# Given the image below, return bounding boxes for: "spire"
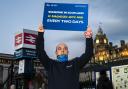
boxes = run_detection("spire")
[97,25,103,35]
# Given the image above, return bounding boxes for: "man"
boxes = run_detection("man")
[97,70,113,89]
[36,25,93,89]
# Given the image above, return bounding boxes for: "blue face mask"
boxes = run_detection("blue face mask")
[57,54,68,62]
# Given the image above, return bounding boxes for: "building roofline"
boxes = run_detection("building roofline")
[0,53,15,59]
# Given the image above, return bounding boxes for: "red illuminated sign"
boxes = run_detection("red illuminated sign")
[24,33,37,45]
[15,33,22,46]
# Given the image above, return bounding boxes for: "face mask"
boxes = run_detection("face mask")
[57,54,68,62]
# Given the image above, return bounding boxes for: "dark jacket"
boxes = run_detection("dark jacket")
[97,76,113,89]
[36,32,93,89]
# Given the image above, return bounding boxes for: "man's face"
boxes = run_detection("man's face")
[56,43,68,56]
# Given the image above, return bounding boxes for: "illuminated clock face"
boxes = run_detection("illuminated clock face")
[96,39,99,43]
[104,39,107,43]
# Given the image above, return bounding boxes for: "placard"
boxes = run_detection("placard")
[43,3,88,31]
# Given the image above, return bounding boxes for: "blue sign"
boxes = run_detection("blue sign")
[43,3,88,31]
[15,48,37,59]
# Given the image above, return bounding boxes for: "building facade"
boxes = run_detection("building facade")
[94,26,128,63]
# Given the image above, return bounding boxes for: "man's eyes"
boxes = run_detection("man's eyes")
[64,47,67,50]
[57,47,67,50]
[58,47,61,50]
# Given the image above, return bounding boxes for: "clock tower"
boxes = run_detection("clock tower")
[94,26,109,62]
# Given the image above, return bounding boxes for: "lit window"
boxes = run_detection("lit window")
[96,39,99,43]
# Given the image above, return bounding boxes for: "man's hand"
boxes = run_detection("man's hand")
[38,24,45,32]
[84,26,93,38]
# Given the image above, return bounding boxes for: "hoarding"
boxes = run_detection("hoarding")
[112,65,128,89]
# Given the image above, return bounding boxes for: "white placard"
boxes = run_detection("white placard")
[18,60,25,74]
